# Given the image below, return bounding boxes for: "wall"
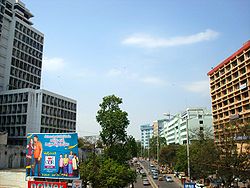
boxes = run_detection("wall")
[0,145,26,169]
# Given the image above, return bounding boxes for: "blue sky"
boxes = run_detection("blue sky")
[24,0,250,139]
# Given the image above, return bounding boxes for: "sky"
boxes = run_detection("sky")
[23,0,250,140]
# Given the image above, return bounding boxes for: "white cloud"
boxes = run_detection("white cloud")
[141,76,166,86]
[183,80,210,95]
[43,57,65,72]
[122,29,219,48]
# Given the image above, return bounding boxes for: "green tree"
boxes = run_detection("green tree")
[159,144,179,167]
[174,145,187,173]
[190,139,219,179]
[124,135,138,159]
[96,95,129,162]
[215,120,250,187]
[99,158,137,188]
[149,136,166,159]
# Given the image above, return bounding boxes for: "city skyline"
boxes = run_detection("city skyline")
[24,0,250,139]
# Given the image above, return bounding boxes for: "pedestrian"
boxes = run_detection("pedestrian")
[26,138,33,176]
[68,151,74,176]
[32,135,42,176]
[63,154,69,176]
[57,154,64,175]
[72,153,79,176]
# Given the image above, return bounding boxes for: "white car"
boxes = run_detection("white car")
[165,176,173,182]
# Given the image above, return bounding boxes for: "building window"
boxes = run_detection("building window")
[199,120,203,124]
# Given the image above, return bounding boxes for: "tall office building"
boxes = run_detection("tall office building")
[162,108,213,145]
[140,124,153,148]
[0,0,43,91]
[208,41,250,146]
[0,88,77,145]
[153,119,167,137]
[0,0,77,145]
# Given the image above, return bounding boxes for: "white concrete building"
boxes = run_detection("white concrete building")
[0,0,77,146]
[0,88,77,145]
[162,108,213,145]
[0,0,44,91]
[140,124,153,148]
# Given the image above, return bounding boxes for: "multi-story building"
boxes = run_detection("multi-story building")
[0,88,77,145]
[140,124,153,148]
[0,0,43,91]
[162,108,213,145]
[153,119,167,137]
[0,0,77,146]
[208,41,250,145]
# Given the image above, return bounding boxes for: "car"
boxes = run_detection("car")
[165,176,174,182]
[150,164,154,167]
[142,178,150,186]
[153,174,158,179]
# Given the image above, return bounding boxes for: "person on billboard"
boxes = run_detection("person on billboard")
[26,138,34,176]
[63,153,69,176]
[32,135,43,176]
[57,154,64,175]
[72,153,79,176]
[68,151,74,176]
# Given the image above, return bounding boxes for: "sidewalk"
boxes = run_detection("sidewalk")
[0,168,27,188]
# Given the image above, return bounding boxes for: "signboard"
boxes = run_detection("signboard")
[28,181,67,188]
[26,133,80,179]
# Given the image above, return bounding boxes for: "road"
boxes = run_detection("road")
[140,160,182,188]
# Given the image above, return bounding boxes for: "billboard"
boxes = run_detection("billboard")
[26,133,79,179]
[28,181,67,188]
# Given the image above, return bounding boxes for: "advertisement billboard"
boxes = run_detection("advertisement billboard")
[26,133,79,179]
[28,181,67,188]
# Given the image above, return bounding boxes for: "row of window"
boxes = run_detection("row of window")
[11,57,41,76]
[211,68,249,91]
[212,90,249,109]
[14,31,43,53]
[1,126,26,137]
[213,104,250,120]
[0,115,27,125]
[40,127,75,134]
[41,115,76,130]
[10,67,40,85]
[0,103,27,114]
[42,105,76,120]
[42,94,77,111]
[210,51,250,81]
[0,92,28,103]
[15,21,43,43]
[9,76,39,90]
[13,44,42,60]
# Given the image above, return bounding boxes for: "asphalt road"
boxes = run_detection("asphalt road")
[140,160,181,188]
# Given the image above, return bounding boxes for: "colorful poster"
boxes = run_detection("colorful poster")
[28,180,67,188]
[26,133,80,179]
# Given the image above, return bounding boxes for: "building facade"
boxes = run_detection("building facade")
[0,88,77,145]
[162,108,213,145]
[140,124,153,148]
[208,41,250,145]
[0,0,43,92]
[153,119,167,137]
[0,0,77,146]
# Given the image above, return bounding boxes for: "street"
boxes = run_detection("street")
[140,160,182,188]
